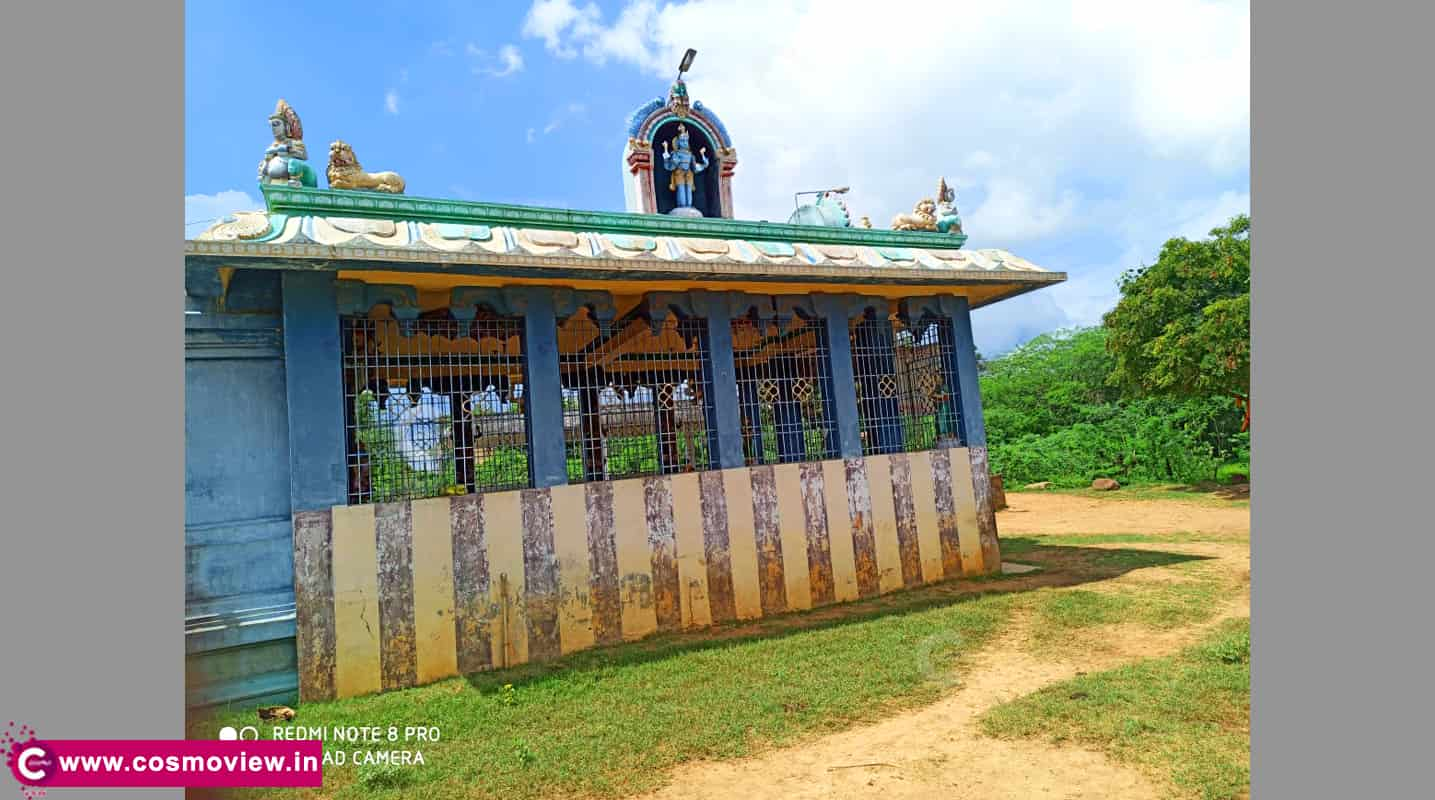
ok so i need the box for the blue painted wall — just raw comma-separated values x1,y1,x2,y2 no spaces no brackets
185,270,299,711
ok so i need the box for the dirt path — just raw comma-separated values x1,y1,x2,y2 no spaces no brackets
630,493,1250,800
997,490,1250,536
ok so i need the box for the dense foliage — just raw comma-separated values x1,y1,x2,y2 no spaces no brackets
984,215,1252,487
1104,214,1251,430
982,327,1248,487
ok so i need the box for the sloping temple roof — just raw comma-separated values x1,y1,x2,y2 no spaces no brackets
186,186,1065,308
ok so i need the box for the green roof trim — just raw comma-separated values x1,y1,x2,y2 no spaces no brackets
753,241,797,257
606,234,657,251
261,185,970,250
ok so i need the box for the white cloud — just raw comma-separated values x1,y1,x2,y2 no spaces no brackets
1175,190,1250,241
1043,189,1252,330
466,43,526,77
519,0,1249,353
972,291,1075,357
184,189,261,238
963,150,999,171
523,0,604,59
966,179,1081,244
384,89,400,115
494,44,525,76
529,102,588,142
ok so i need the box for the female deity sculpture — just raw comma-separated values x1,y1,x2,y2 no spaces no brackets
661,123,710,216
935,176,963,234
258,99,318,188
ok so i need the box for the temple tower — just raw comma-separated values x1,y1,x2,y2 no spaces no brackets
622,75,738,218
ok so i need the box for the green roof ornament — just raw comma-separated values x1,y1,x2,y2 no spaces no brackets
788,188,854,228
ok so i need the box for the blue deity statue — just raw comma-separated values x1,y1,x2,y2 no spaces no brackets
661,123,710,216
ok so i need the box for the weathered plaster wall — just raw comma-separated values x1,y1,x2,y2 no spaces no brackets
293,447,999,702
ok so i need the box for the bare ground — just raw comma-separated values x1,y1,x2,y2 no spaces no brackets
630,490,1251,800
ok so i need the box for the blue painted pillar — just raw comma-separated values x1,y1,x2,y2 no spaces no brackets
773,378,805,462
944,296,987,448
813,295,863,459
517,287,569,488
281,272,348,511
699,299,745,470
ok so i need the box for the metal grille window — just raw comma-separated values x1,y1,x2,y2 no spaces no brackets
850,312,962,455
560,310,713,482
342,310,530,504
732,314,837,465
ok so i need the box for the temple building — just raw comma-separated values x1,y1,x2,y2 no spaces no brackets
185,75,1065,709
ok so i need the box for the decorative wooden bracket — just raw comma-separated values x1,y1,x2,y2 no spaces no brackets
898,295,966,341
810,293,891,321
336,280,420,334
449,286,616,325
185,264,226,309
553,288,617,323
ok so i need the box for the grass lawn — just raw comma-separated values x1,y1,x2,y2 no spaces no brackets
980,617,1251,800
192,534,1245,800
194,587,1018,800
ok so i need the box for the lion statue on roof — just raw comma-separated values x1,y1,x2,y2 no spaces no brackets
327,140,406,194
891,198,939,232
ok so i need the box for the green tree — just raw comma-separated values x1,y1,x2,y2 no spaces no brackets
1104,214,1251,430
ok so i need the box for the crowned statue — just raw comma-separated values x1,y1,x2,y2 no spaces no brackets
661,123,710,217
935,176,963,234
258,98,318,188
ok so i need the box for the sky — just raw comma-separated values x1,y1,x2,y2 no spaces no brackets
186,0,1249,356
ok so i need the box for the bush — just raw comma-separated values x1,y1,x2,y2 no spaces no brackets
982,328,1241,487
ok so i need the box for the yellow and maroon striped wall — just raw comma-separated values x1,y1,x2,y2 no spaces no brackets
292,446,1000,702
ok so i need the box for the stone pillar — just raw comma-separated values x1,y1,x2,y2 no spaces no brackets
697,296,745,470
943,295,999,571
281,272,348,511
944,296,986,449
516,288,568,488
812,295,864,460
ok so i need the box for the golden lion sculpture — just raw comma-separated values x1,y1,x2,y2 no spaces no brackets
327,140,405,194
891,198,939,231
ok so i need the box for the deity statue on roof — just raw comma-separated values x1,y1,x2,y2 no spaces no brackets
935,177,963,234
259,98,318,188
661,123,710,217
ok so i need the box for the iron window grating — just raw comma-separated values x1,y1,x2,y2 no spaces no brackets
342,312,531,504
732,314,838,465
850,312,962,455
560,311,714,483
